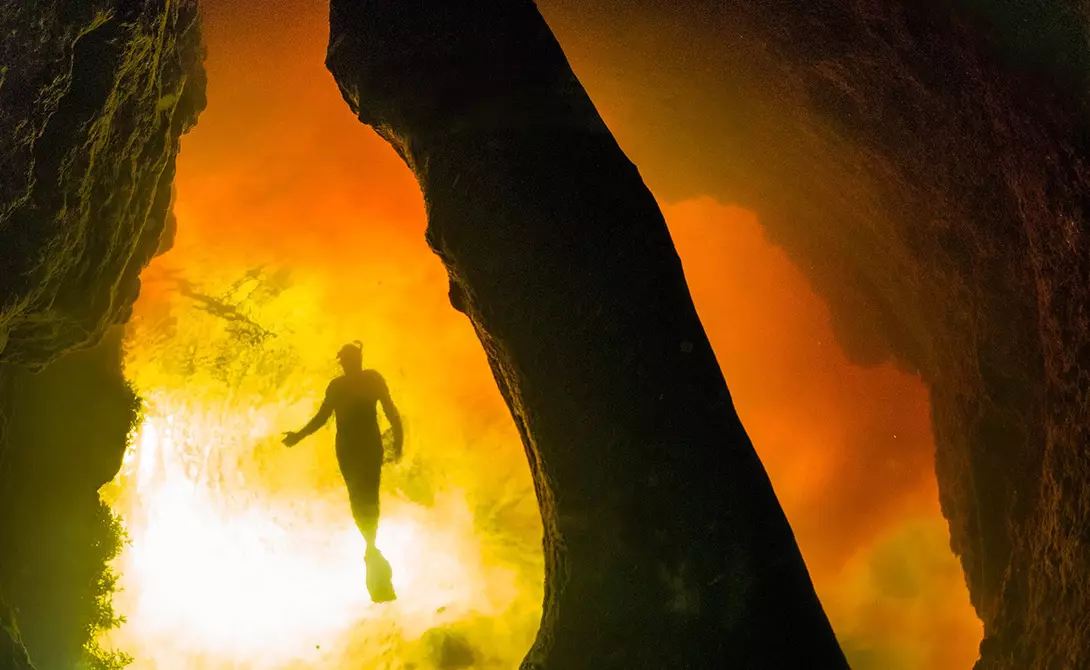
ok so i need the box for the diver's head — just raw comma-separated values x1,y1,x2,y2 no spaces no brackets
337,341,363,371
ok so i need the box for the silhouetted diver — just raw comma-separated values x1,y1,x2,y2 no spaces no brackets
283,341,403,602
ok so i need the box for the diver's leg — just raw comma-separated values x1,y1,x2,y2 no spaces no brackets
346,465,382,551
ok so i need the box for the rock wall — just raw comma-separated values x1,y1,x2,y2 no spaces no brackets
538,1,1090,667
1,0,1087,667
327,0,1090,665
326,1,849,668
738,8,1090,667
0,2,204,666
0,0,206,368
0,328,137,669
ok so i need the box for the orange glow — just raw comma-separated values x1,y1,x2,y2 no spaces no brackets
100,1,981,668
667,199,982,669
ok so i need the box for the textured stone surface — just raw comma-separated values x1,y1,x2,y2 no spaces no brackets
0,0,206,367
1,0,1087,667
0,2,204,665
326,2,849,668
539,2,1090,667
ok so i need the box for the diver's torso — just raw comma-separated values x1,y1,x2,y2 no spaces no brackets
330,370,384,467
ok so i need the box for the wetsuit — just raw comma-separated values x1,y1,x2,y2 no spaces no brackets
293,368,398,540
327,370,388,537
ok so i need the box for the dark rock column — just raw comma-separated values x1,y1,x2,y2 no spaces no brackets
326,2,847,667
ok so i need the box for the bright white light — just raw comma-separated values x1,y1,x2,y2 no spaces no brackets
105,414,523,669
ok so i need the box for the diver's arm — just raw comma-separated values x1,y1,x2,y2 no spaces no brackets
378,376,404,461
283,384,335,447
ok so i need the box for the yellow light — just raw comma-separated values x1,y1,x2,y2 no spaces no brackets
103,400,534,669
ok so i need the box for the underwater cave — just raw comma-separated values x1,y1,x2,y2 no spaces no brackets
2,1,1089,669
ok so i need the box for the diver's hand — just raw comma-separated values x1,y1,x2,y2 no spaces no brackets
383,441,403,464
282,431,302,448
391,434,404,464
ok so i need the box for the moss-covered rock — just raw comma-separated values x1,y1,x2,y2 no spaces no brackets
0,3,204,665
0,0,205,368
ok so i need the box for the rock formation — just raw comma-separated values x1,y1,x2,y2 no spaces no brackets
2,0,1089,668
0,329,137,669
0,1,204,665
536,2,1090,667
0,0,206,368
326,2,849,667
